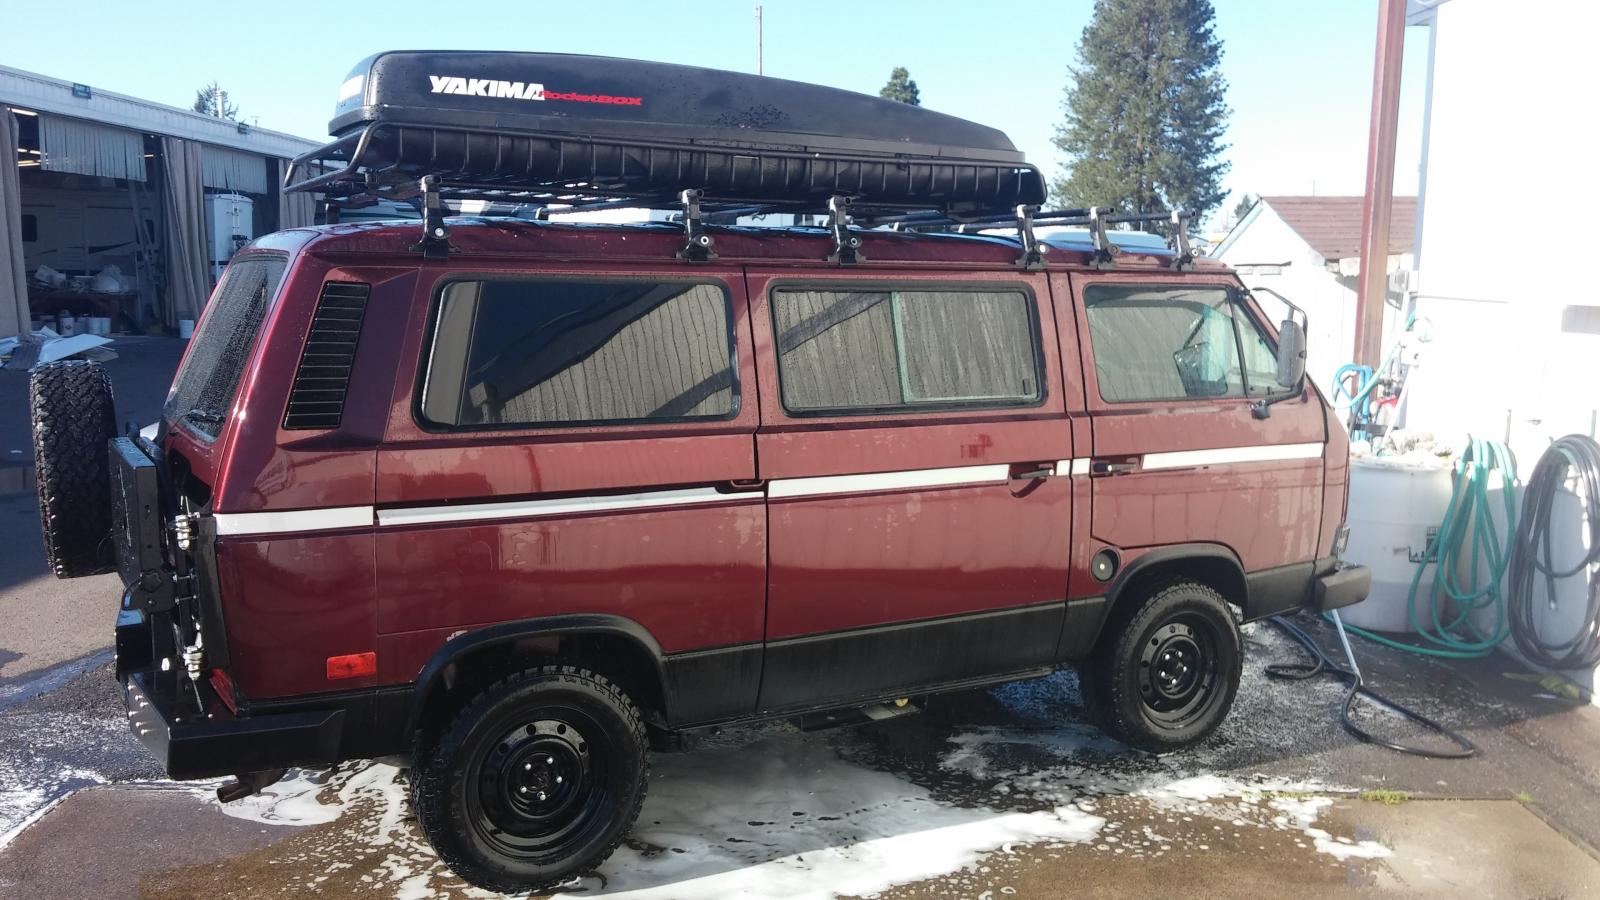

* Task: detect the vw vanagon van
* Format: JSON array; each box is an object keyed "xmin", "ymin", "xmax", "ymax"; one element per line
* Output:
[{"xmin": 28, "ymin": 51, "xmax": 1368, "ymax": 892}]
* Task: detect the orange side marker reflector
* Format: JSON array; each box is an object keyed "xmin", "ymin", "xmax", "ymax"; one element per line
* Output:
[{"xmin": 327, "ymin": 652, "xmax": 377, "ymax": 680}]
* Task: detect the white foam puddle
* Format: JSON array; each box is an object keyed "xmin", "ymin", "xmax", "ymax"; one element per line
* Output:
[{"xmin": 197, "ymin": 674, "xmax": 1389, "ymax": 900}]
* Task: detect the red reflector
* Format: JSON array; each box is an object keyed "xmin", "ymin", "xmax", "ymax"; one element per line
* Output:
[
  {"xmin": 209, "ymin": 668, "xmax": 238, "ymax": 713},
  {"xmin": 326, "ymin": 652, "xmax": 377, "ymax": 680}
]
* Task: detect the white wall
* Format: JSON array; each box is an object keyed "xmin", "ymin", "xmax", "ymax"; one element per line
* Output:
[
  {"xmin": 1406, "ymin": 0, "xmax": 1600, "ymax": 463},
  {"xmin": 1218, "ymin": 205, "xmax": 1403, "ymax": 395}
]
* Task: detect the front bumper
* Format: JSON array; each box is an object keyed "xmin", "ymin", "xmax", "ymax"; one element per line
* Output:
[{"xmin": 118, "ymin": 609, "xmax": 345, "ymax": 780}]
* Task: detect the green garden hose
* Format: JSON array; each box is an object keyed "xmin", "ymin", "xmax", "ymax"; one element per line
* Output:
[{"xmin": 1339, "ymin": 437, "xmax": 1519, "ymax": 659}]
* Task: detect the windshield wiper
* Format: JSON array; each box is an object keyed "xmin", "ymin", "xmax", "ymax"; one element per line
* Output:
[{"xmin": 179, "ymin": 408, "xmax": 225, "ymax": 427}]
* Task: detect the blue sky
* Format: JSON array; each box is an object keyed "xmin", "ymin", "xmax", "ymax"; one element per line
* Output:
[{"xmin": 4, "ymin": 0, "xmax": 1427, "ymax": 223}]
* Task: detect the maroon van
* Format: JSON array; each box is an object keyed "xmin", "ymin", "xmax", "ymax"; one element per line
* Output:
[{"xmin": 27, "ymin": 52, "xmax": 1368, "ymax": 892}]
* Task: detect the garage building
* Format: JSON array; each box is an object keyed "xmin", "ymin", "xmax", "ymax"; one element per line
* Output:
[{"xmin": 1, "ymin": 65, "xmax": 323, "ymax": 340}]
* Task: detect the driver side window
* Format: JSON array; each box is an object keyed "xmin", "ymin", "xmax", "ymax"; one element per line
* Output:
[{"xmin": 1083, "ymin": 284, "xmax": 1281, "ymax": 403}]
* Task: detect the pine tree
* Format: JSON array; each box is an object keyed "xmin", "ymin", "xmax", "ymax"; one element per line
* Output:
[
  {"xmin": 1053, "ymin": 0, "xmax": 1230, "ymax": 224},
  {"xmin": 879, "ymin": 67, "xmax": 921, "ymax": 106},
  {"xmin": 1232, "ymin": 193, "xmax": 1258, "ymax": 222},
  {"xmin": 192, "ymin": 82, "xmax": 240, "ymax": 120}
]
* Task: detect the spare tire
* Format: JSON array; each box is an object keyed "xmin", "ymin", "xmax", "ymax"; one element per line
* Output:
[{"xmin": 29, "ymin": 360, "xmax": 119, "ymax": 578}]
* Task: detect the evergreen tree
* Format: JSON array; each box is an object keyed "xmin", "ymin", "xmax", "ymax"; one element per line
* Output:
[
  {"xmin": 192, "ymin": 82, "xmax": 240, "ymax": 120},
  {"xmin": 879, "ymin": 67, "xmax": 921, "ymax": 106},
  {"xmin": 1053, "ymin": 0, "xmax": 1230, "ymax": 224},
  {"xmin": 1232, "ymin": 192, "xmax": 1258, "ymax": 222}
]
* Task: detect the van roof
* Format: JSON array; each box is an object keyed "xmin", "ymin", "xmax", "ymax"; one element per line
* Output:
[{"xmin": 260, "ymin": 217, "xmax": 1229, "ymax": 273}]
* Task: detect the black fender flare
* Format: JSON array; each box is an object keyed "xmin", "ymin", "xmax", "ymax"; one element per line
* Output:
[
  {"xmin": 405, "ymin": 614, "xmax": 669, "ymax": 734},
  {"xmin": 1105, "ymin": 542, "xmax": 1248, "ymax": 616}
]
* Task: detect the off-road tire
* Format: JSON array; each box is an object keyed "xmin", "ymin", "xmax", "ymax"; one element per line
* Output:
[
  {"xmin": 28, "ymin": 360, "xmax": 118, "ymax": 578},
  {"xmin": 1081, "ymin": 579, "xmax": 1242, "ymax": 752},
  {"xmin": 410, "ymin": 665, "xmax": 649, "ymax": 893}
]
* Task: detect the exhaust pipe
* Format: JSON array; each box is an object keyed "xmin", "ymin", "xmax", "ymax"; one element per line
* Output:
[{"xmin": 216, "ymin": 768, "xmax": 288, "ymax": 803}]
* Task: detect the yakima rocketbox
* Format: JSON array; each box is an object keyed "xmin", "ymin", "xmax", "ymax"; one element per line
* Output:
[{"xmin": 286, "ymin": 51, "xmax": 1047, "ymax": 214}]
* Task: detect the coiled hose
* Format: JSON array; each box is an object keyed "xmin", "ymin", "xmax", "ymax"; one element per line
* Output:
[
  {"xmin": 1339, "ymin": 437, "xmax": 1518, "ymax": 659},
  {"xmin": 1507, "ymin": 434, "xmax": 1600, "ymax": 670}
]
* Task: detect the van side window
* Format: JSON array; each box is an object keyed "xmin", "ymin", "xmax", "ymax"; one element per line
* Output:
[
  {"xmin": 1084, "ymin": 285, "xmax": 1262, "ymax": 403},
  {"xmin": 421, "ymin": 279, "xmax": 736, "ymax": 428},
  {"xmin": 1235, "ymin": 313, "xmax": 1295, "ymax": 396},
  {"xmin": 771, "ymin": 287, "xmax": 1040, "ymax": 414}
]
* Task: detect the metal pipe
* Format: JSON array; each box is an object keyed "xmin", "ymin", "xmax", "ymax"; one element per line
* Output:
[{"xmin": 1353, "ymin": 0, "xmax": 1407, "ymax": 368}]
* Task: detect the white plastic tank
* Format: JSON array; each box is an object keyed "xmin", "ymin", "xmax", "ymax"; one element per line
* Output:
[
  {"xmin": 1339, "ymin": 455, "xmax": 1456, "ymax": 633},
  {"xmin": 204, "ymin": 193, "xmax": 255, "ymax": 282}
]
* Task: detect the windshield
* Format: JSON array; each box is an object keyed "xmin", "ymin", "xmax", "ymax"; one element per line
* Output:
[{"xmin": 163, "ymin": 256, "xmax": 287, "ymax": 440}]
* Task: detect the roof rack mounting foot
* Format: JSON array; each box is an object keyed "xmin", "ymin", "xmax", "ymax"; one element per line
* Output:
[
  {"xmin": 1088, "ymin": 206, "xmax": 1120, "ymax": 269},
  {"xmin": 675, "ymin": 189, "xmax": 717, "ymax": 262},
  {"xmin": 323, "ymin": 201, "xmax": 341, "ymax": 226},
  {"xmin": 1015, "ymin": 205, "xmax": 1049, "ymax": 271},
  {"xmin": 1167, "ymin": 210, "xmax": 1195, "ymax": 270},
  {"xmin": 826, "ymin": 195, "xmax": 863, "ymax": 265},
  {"xmin": 409, "ymin": 175, "xmax": 453, "ymax": 260}
]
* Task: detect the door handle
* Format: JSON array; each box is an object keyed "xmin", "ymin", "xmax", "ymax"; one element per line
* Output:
[
  {"xmin": 1091, "ymin": 459, "xmax": 1139, "ymax": 475},
  {"xmin": 1010, "ymin": 464, "xmax": 1056, "ymax": 481}
]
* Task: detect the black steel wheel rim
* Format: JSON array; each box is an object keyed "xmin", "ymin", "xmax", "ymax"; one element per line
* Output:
[
  {"xmin": 467, "ymin": 708, "xmax": 612, "ymax": 859},
  {"xmin": 1137, "ymin": 615, "xmax": 1220, "ymax": 728}
]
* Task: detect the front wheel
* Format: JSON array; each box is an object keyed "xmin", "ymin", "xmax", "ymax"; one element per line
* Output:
[
  {"xmin": 1081, "ymin": 580, "xmax": 1242, "ymax": 752},
  {"xmin": 411, "ymin": 666, "xmax": 649, "ymax": 893}
]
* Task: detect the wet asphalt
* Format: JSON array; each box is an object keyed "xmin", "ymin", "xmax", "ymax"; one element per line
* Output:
[{"xmin": 1, "ymin": 337, "xmax": 1599, "ymax": 898}]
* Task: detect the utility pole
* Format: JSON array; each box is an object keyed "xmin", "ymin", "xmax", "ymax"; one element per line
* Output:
[
  {"xmin": 755, "ymin": 4, "xmax": 763, "ymax": 75},
  {"xmin": 214, "ymin": 88, "xmax": 228, "ymax": 120},
  {"xmin": 1353, "ymin": 0, "xmax": 1406, "ymax": 368}
]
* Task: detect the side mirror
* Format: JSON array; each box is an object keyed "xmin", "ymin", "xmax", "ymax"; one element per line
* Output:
[{"xmin": 1276, "ymin": 318, "xmax": 1307, "ymax": 389}]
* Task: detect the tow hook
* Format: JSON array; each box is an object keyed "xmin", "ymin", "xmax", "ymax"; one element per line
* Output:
[{"xmin": 216, "ymin": 768, "xmax": 288, "ymax": 803}]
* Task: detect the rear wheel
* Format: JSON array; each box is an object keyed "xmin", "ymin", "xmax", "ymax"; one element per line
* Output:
[
  {"xmin": 1081, "ymin": 579, "xmax": 1241, "ymax": 752},
  {"xmin": 28, "ymin": 360, "xmax": 118, "ymax": 578},
  {"xmin": 410, "ymin": 666, "xmax": 649, "ymax": 893}
]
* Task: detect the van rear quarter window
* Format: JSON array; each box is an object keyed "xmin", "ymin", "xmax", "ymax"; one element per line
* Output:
[
  {"xmin": 163, "ymin": 256, "xmax": 286, "ymax": 439},
  {"xmin": 420, "ymin": 278, "xmax": 737, "ymax": 428},
  {"xmin": 772, "ymin": 287, "xmax": 1040, "ymax": 414},
  {"xmin": 1083, "ymin": 285, "xmax": 1293, "ymax": 403}
]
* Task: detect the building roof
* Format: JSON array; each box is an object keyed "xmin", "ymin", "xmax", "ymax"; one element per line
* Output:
[
  {"xmin": 0, "ymin": 64, "xmax": 320, "ymax": 160},
  {"xmin": 1259, "ymin": 195, "xmax": 1417, "ymax": 261}
]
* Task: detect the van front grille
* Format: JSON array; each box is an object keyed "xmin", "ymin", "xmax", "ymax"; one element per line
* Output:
[{"xmin": 282, "ymin": 281, "xmax": 370, "ymax": 430}]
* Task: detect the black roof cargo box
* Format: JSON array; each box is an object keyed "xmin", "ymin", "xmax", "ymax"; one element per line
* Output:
[{"xmin": 288, "ymin": 51, "xmax": 1047, "ymax": 216}]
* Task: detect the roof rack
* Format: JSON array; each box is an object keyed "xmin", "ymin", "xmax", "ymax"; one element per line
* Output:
[
  {"xmin": 285, "ymin": 51, "xmax": 1050, "ymax": 262},
  {"xmin": 285, "ymin": 53, "xmax": 1197, "ymax": 269},
  {"xmin": 881, "ymin": 206, "xmax": 1196, "ymax": 270}
]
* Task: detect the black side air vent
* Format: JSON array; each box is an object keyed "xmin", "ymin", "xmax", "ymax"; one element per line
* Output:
[{"xmin": 283, "ymin": 281, "xmax": 370, "ymax": 430}]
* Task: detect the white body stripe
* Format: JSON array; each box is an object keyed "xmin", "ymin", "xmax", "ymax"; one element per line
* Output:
[
  {"xmin": 1140, "ymin": 442, "xmax": 1323, "ymax": 471},
  {"xmin": 1060, "ymin": 458, "xmax": 1092, "ymax": 476},
  {"xmin": 376, "ymin": 486, "xmax": 736, "ymax": 528},
  {"xmin": 768, "ymin": 464, "xmax": 1011, "ymax": 500},
  {"xmin": 213, "ymin": 506, "xmax": 374, "ymax": 536},
  {"xmin": 210, "ymin": 446, "xmax": 1321, "ymax": 536}
]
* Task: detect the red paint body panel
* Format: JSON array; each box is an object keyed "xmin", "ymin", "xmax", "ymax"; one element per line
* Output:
[
  {"xmin": 745, "ymin": 269, "xmax": 1075, "ymax": 640},
  {"xmin": 1067, "ymin": 271, "xmax": 1328, "ymax": 573},
  {"xmin": 374, "ymin": 498, "xmax": 766, "ymax": 649},
  {"xmin": 151, "ymin": 217, "xmax": 1350, "ymax": 711},
  {"xmin": 217, "ymin": 533, "xmax": 378, "ymax": 698}
]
